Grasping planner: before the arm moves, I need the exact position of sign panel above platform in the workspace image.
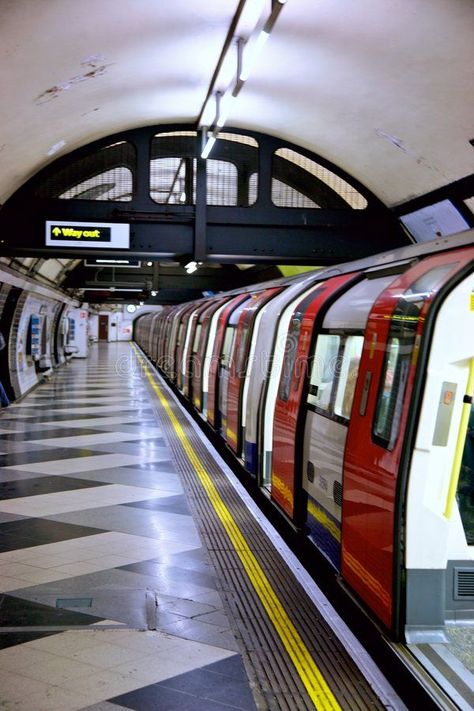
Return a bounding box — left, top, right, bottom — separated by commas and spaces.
45, 221, 130, 249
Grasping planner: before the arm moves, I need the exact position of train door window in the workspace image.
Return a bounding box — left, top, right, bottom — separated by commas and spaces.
334, 335, 364, 418
457, 404, 474, 545
372, 263, 453, 450
236, 324, 249, 376
177, 323, 185, 347
307, 334, 340, 410
192, 324, 202, 353
373, 338, 401, 443
221, 326, 235, 369
278, 313, 303, 402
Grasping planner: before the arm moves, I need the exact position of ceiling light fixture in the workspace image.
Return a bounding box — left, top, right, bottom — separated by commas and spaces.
81, 287, 142, 292
199, 0, 287, 159
201, 135, 216, 160
239, 29, 270, 82
216, 92, 238, 128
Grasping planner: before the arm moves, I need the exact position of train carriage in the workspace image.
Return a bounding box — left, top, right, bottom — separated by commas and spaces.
242, 274, 323, 477
191, 299, 229, 413
133, 230, 474, 642
206, 294, 249, 428
225, 287, 283, 455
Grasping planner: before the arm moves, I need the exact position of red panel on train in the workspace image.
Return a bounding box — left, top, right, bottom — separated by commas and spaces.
226, 288, 282, 455
192, 300, 227, 411
272, 274, 357, 519
207, 294, 248, 428
342, 248, 474, 630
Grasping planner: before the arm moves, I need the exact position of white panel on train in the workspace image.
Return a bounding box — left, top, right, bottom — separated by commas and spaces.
202, 301, 228, 418
243, 276, 324, 470
259, 283, 324, 490
405, 269, 474, 638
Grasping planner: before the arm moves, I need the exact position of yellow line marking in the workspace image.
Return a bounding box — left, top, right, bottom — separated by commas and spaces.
307, 500, 341, 543
131, 344, 341, 710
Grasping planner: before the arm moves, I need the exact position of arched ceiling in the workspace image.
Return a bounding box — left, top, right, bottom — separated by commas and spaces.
1, 0, 472, 210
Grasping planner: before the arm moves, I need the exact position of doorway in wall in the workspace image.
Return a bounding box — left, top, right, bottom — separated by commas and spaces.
99, 315, 108, 340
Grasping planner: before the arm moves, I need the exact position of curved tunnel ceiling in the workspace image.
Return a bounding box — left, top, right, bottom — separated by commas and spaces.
1, 0, 473, 210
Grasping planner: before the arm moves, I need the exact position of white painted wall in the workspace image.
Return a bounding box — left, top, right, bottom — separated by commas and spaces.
88, 313, 99, 341
66, 307, 89, 357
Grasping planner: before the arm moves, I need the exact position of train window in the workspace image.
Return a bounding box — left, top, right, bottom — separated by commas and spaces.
192, 324, 202, 353
334, 336, 364, 418
235, 324, 249, 376
457, 405, 474, 545
279, 314, 303, 402
307, 334, 340, 411
221, 326, 235, 369
272, 148, 368, 209
373, 263, 454, 449
373, 338, 402, 444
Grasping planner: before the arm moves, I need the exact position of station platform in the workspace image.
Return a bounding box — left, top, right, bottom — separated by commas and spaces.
0, 341, 461, 710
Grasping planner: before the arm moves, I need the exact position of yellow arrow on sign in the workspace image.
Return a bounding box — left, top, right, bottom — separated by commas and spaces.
52, 227, 62, 236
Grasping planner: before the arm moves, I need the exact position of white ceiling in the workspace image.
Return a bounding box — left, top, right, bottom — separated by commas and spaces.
0, 0, 473, 208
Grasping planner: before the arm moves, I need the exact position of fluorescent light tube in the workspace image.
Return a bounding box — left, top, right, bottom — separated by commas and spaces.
239, 30, 270, 82
201, 135, 216, 159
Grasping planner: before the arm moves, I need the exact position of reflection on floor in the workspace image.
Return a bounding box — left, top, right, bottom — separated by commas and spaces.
0, 343, 256, 710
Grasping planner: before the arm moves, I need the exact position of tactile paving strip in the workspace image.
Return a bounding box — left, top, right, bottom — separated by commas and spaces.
142, 363, 386, 711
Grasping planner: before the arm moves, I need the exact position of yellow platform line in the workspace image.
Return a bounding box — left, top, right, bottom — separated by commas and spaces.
132, 344, 341, 710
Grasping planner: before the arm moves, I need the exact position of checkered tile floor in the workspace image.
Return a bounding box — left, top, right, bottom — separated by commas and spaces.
0, 343, 256, 710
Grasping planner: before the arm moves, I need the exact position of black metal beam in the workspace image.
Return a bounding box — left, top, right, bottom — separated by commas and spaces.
0, 124, 408, 266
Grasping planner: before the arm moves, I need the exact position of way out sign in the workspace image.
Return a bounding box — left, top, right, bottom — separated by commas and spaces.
45, 220, 130, 249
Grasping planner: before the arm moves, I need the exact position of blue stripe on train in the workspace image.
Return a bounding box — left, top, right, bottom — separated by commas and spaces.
243, 440, 258, 477
306, 494, 341, 570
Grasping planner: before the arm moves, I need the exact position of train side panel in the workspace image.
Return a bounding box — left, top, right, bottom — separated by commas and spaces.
207, 294, 248, 428
342, 248, 474, 634
271, 274, 357, 520
226, 288, 282, 455
404, 262, 474, 640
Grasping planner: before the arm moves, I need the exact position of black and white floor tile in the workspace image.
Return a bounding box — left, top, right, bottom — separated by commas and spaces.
0, 343, 255, 710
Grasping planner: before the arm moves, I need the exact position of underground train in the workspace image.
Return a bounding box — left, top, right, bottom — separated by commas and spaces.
134, 231, 474, 643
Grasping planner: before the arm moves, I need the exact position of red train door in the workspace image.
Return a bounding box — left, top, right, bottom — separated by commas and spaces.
161, 308, 177, 374
207, 294, 249, 428
272, 274, 358, 521
173, 303, 197, 385
226, 288, 282, 455
167, 303, 192, 381
183, 301, 210, 398
341, 248, 474, 634
192, 299, 227, 411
